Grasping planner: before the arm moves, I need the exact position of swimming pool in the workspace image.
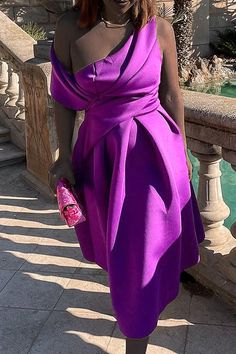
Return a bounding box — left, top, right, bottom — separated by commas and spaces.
221, 80, 236, 98
182, 79, 236, 98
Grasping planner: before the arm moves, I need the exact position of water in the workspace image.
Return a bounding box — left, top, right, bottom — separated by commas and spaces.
221, 80, 236, 98
183, 79, 236, 98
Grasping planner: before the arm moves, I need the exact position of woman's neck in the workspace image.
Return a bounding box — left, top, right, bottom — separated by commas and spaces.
101, 4, 131, 25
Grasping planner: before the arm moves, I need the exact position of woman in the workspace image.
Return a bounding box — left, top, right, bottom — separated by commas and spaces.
48, 1, 205, 353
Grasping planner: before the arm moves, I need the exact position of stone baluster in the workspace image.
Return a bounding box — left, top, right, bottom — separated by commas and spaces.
15, 71, 25, 120
4, 62, 18, 116
188, 139, 232, 249
0, 60, 8, 105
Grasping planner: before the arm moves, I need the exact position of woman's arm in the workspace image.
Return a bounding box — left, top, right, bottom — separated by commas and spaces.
157, 17, 188, 152
52, 12, 76, 162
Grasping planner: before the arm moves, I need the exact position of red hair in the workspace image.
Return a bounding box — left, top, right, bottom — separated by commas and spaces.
72, 0, 158, 30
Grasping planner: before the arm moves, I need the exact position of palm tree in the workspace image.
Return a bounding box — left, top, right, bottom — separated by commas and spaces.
172, 0, 194, 78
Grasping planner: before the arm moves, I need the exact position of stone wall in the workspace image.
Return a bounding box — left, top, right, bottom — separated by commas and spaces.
209, 0, 236, 42
160, 0, 235, 56
0, 0, 72, 35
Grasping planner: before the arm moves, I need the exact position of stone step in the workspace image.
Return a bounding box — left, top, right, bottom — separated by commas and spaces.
0, 142, 26, 167
0, 125, 10, 143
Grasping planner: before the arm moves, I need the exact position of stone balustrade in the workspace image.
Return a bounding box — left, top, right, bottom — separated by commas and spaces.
0, 10, 36, 150
183, 90, 236, 307
0, 10, 58, 192
0, 10, 236, 309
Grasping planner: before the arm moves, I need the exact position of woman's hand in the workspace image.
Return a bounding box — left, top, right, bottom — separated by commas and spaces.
48, 157, 76, 194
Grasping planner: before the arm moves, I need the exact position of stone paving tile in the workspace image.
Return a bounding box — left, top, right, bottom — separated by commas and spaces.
0, 271, 70, 310
1, 164, 236, 354
189, 293, 236, 327
159, 283, 191, 321
11, 207, 59, 221
0, 196, 36, 232
0, 269, 15, 292
0, 164, 39, 230
0, 204, 28, 218
15, 224, 84, 274
0, 217, 83, 273
0, 174, 39, 202
0, 230, 41, 244
0, 236, 39, 270
0, 307, 50, 354
0, 216, 63, 232
20, 241, 83, 274
0, 225, 42, 271
0, 249, 28, 271
55, 273, 114, 317
28, 309, 116, 354
107, 319, 188, 354
0, 162, 26, 188
13, 194, 60, 221
19, 194, 58, 212
35, 226, 83, 247
185, 323, 236, 354
21, 186, 56, 205
75, 257, 108, 276
0, 217, 74, 250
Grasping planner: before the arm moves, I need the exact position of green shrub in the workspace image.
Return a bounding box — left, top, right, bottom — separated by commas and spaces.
21, 22, 47, 41
210, 28, 236, 58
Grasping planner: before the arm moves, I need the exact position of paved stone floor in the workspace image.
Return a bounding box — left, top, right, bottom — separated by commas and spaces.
0, 162, 236, 354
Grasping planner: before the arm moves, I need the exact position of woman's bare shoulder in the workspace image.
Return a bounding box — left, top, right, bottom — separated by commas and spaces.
55, 8, 82, 39
155, 16, 176, 55
53, 9, 81, 72
156, 16, 175, 39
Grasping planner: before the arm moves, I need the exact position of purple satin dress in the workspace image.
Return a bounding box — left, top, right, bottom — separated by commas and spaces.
50, 16, 205, 339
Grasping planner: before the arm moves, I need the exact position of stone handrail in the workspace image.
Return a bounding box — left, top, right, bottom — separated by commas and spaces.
0, 11, 59, 189
0, 10, 236, 309
183, 89, 236, 307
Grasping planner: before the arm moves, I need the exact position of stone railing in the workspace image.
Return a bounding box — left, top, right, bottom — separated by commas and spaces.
0, 11, 36, 150
183, 89, 236, 308
0, 11, 59, 193
0, 10, 236, 309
